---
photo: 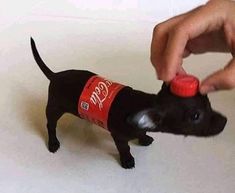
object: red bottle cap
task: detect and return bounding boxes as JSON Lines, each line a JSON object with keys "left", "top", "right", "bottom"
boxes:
{"left": 170, "top": 74, "right": 199, "bottom": 97}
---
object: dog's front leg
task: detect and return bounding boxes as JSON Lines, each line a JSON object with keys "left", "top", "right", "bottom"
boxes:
{"left": 138, "top": 132, "right": 154, "bottom": 146}
{"left": 111, "top": 133, "right": 135, "bottom": 169}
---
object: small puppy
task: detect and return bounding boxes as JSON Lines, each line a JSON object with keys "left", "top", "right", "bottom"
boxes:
{"left": 31, "top": 38, "right": 227, "bottom": 169}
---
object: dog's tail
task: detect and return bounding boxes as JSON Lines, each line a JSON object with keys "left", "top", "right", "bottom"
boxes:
{"left": 30, "top": 37, "right": 54, "bottom": 80}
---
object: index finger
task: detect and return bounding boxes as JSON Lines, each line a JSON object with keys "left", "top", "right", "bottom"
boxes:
{"left": 151, "top": 13, "right": 188, "bottom": 79}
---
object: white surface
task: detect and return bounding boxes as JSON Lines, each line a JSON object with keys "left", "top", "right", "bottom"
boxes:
{"left": 1, "top": 1, "right": 235, "bottom": 193}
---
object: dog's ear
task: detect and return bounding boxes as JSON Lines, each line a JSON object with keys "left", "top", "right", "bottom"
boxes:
{"left": 158, "top": 82, "right": 170, "bottom": 94}
{"left": 127, "top": 108, "right": 161, "bottom": 131}
{"left": 155, "top": 82, "right": 170, "bottom": 100}
{"left": 161, "top": 82, "right": 168, "bottom": 90}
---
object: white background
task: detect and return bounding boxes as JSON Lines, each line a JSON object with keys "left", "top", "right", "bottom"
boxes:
{"left": 0, "top": 1, "right": 235, "bottom": 193}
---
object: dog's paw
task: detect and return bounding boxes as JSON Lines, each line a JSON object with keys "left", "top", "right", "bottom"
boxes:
{"left": 138, "top": 135, "right": 154, "bottom": 146}
{"left": 48, "top": 139, "right": 60, "bottom": 153}
{"left": 120, "top": 155, "right": 135, "bottom": 169}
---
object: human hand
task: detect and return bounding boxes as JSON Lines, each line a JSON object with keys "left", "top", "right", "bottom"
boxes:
{"left": 151, "top": 0, "right": 235, "bottom": 94}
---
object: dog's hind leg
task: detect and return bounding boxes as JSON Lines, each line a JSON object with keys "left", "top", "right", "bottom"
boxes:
{"left": 46, "top": 105, "right": 64, "bottom": 153}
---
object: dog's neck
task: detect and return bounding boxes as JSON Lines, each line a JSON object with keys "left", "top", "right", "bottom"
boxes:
{"left": 123, "top": 88, "right": 161, "bottom": 131}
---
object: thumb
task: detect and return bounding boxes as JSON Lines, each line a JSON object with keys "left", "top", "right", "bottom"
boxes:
{"left": 200, "top": 58, "right": 235, "bottom": 94}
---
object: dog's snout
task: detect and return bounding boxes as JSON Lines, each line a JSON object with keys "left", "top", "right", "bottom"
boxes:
{"left": 207, "top": 112, "right": 227, "bottom": 136}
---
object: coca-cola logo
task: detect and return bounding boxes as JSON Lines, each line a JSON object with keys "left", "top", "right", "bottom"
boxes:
{"left": 90, "top": 79, "right": 112, "bottom": 110}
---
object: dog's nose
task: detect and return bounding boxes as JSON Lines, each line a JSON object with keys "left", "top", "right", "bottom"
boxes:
{"left": 208, "top": 112, "right": 227, "bottom": 136}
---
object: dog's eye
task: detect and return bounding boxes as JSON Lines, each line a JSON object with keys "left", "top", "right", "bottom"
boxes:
{"left": 189, "top": 111, "right": 201, "bottom": 122}
{"left": 186, "top": 110, "right": 203, "bottom": 123}
{"left": 186, "top": 108, "right": 203, "bottom": 123}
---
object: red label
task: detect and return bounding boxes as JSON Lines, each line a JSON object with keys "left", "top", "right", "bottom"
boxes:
{"left": 78, "top": 75, "right": 125, "bottom": 129}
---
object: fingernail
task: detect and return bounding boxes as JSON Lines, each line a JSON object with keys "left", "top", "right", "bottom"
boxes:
{"left": 200, "top": 85, "right": 216, "bottom": 95}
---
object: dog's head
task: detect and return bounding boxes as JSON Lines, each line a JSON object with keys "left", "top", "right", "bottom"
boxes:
{"left": 128, "top": 83, "right": 227, "bottom": 137}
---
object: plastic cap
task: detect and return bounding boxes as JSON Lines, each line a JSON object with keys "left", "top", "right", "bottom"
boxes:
{"left": 170, "top": 74, "right": 199, "bottom": 97}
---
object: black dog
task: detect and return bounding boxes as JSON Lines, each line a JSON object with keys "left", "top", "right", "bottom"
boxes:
{"left": 31, "top": 38, "right": 227, "bottom": 169}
